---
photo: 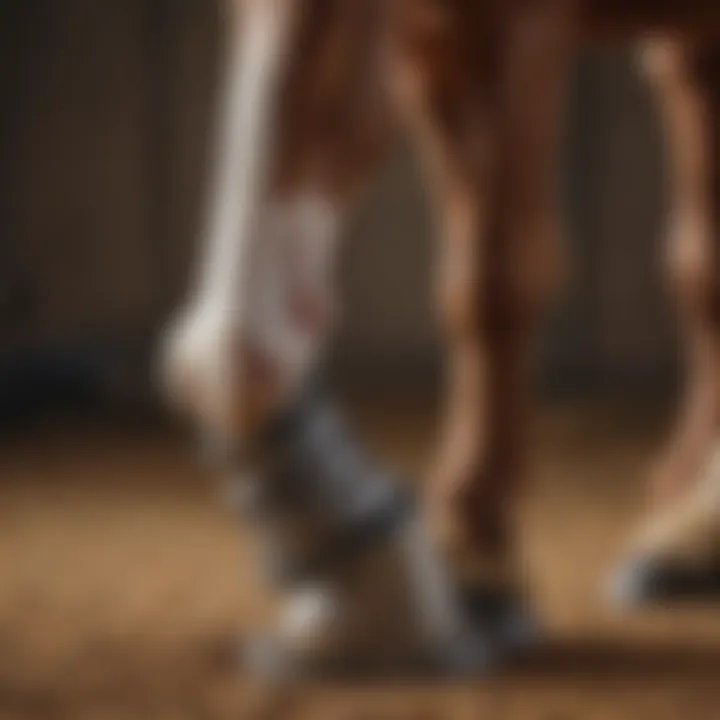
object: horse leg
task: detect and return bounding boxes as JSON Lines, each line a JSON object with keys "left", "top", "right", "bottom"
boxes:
{"left": 391, "top": 0, "right": 574, "bottom": 643}
{"left": 161, "top": 0, "right": 478, "bottom": 676}
{"left": 612, "top": 40, "right": 720, "bottom": 604}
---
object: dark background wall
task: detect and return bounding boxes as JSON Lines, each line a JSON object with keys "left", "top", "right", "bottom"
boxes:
{"left": 0, "top": 0, "right": 680, "bottom": 416}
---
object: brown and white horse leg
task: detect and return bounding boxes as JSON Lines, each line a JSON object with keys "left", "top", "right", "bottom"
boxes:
{"left": 612, "top": 41, "right": 720, "bottom": 604}
{"left": 161, "top": 0, "right": 352, "bottom": 670}
{"left": 161, "top": 0, "right": 477, "bottom": 676}
{"left": 391, "top": 1, "right": 574, "bottom": 637}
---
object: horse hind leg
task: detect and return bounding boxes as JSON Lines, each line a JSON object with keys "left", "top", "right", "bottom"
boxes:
{"left": 611, "top": 39, "right": 720, "bottom": 606}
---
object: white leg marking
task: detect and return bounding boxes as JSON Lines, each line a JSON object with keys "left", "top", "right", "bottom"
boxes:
{"left": 635, "top": 444, "right": 720, "bottom": 562}
{"left": 197, "top": 1, "right": 294, "bottom": 308}
{"left": 163, "top": 2, "right": 341, "bottom": 434}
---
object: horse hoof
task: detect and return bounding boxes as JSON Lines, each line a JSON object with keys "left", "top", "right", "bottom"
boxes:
{"left": 461, "top": 588, "right": 540, "bottom": 659}
{"left": 609, "top": 555, "right": 720, "bottom": 607}
{"left": 433, "top": 631, "right": 499, "bottom": 677}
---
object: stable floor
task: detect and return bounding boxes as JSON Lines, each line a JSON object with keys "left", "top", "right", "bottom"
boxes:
{"left": 2, "top": 399, "right": 720, "bottom": 719}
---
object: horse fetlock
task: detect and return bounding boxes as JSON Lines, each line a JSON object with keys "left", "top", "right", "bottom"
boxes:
{"left": 160, "top": 303, "right": 280, "bottom": 439}
{"left": 232, "top": 388, "right": 486, "bottom": 676}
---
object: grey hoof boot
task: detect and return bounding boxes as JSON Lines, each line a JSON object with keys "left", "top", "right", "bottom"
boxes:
{"left": 223, "top": 384, "right": 492, "bottom": 679}
{"left": 610, "top": 555, "right": 720, "bottom": 607}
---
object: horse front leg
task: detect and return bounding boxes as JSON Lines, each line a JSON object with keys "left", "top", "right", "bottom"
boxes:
{"left": 160, "top": 0, "right": 478, "bottom": 677}
{"left": 391, "top": 0, "right": 574, "bottom": 651}
{"left": 612, "top": 40, "right": 720, "bottom": 604}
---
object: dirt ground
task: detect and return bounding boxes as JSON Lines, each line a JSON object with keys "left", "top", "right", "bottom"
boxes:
{"left": 2, "top": 400, "right": 720, "bottom": 719}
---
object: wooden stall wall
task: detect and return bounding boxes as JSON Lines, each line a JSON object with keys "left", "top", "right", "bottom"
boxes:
{"left": 0, "top": 0, "right": 219, "bottom": 360}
